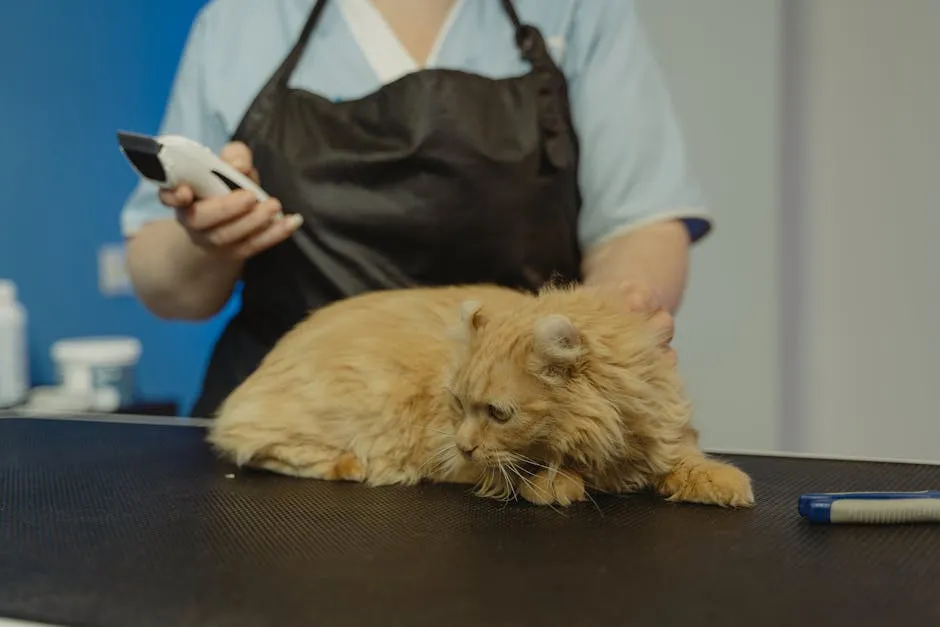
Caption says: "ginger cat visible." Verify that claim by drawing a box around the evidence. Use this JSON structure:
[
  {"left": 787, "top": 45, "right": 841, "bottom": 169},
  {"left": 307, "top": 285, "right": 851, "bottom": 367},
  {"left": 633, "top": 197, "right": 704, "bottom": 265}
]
[{"left": 207, "top": 284, "right": 754, "bottom": 508}]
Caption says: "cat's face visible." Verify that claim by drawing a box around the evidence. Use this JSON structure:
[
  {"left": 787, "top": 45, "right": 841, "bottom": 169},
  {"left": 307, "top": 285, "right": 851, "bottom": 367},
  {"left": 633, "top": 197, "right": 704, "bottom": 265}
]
[
  {"left": 446, "top": 300, "right": 627, "bottom": 470},
  {"left": 446, "top": 356, "right": 555, "bottom": 466}
]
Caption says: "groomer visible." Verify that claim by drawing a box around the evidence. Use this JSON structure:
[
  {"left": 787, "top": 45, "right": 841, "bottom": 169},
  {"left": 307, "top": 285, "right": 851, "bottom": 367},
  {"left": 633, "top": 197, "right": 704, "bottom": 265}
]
[{"left": 121, "top": 0, "right": 712, "bottom": 417}]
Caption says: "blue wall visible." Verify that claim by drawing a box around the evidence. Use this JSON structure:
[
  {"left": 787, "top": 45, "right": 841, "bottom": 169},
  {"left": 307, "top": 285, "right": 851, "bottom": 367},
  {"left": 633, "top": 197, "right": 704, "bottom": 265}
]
[{"left": 0, "top": 0, "right": 231, "bottom": 413}]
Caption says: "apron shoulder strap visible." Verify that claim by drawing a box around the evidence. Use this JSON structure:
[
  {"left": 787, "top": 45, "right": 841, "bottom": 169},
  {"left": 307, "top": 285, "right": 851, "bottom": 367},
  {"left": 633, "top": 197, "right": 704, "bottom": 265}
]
[
  {"left": 499, "top": 0, "right": 523, "bottom": 31},
  {"left": 499, "top": 0, "right": 551, "bottom": 68},
  {"left": 273, "top": 0, "right": 330, "bottom": 88},
  {"left": 232, "top": 0, "right": 329, "bottom": 140},
  {"left": 498, "top": 0, "right": 574, "bottom": 170}
]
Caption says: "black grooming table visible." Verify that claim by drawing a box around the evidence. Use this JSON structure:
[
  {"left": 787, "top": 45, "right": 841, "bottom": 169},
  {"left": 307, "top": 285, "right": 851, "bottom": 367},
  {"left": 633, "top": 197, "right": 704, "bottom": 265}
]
[{"left": 1, "top": 416, "right": 939, "bottom": 627}]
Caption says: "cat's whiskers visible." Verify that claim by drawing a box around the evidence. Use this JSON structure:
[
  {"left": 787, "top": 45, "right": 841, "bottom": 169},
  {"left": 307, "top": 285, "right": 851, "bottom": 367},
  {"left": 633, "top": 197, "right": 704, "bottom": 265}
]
[
  {"left": 423, "top": 426, "right": 452, "bottom": 437},
  {"left": 495, "top": 458, "right": 518, "bottom": 503},
  {"left": 473, "top": 470, "right": 492, "bottom": 498},
  {"left": 504, "top": 460, "right": 565, "bottom": 516},
  {"left": 474, "top": 465, "right": 511, "bottom": 501},
  {"left": 507, "top": 452, "right": 604, "bottom": 515},
  {"left": 509, "top": 452, "right": 587, "bottom": 486},
  {"left": 492, "top": 460, "right": 507, "bottom": 500},
  {"left": 418, "top": 445, "right": 449, "bottom": 469},
  {"left": 419, "top": 444, "right": 458, "bottom": 478}
]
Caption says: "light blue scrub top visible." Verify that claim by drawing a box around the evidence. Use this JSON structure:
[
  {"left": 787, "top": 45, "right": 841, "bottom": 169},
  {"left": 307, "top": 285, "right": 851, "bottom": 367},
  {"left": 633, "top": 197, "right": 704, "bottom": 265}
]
[{"left": 121, "top": 0, "right": 711, "bottom": 253}]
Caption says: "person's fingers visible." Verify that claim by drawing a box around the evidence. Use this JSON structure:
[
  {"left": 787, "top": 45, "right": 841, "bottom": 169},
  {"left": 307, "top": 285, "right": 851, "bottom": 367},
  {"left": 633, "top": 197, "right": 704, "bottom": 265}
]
[
  {"left": 662, "top": 346, "right": 679, "bottom": 368},
  {"left": 582, "top": 281, "right": 655, "bottom": 314},
  {"left": 220, "top": 142, "right": 254, "bottom": 175},
  {"left": 159, "top": 185, "right": 194, "bottom": 209},
  {"left": 582, "top": 280, "right": 678, "bottom": 364},
  {"left": 204, "top": 199, "right": 283, "bottom": 248},
  {"left": 179, "top": 190, "right": 258, "bottom": 231},
  {"left": 647, "top": 308, "right": 678, "bottom": 366},
  {"left": 231, "top": 214, "right": 304, "bottom": 260},
  {"left": 649, "top": 309, "right": 675, "bottom": 346},
  {"left": 619, "top": 282, "right": 658, "bottom": 312}
]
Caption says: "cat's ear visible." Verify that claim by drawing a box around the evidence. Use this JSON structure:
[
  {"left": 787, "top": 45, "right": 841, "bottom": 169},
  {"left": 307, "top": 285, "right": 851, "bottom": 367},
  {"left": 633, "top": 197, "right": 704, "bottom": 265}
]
[
  {"left": 531, "top": 314, "right": 583, "bottom": 381},
  {"left": 447, "top": 300, "right": 486, "bottom": 347},
  {"left": 460, "top": 300, "right": 487, "bottom": 333}
]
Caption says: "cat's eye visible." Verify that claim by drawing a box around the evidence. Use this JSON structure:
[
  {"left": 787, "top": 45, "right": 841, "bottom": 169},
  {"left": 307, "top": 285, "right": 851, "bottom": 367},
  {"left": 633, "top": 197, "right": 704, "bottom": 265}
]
[{"left": 485, "top": 403, "right": 511, "bottom": 424}]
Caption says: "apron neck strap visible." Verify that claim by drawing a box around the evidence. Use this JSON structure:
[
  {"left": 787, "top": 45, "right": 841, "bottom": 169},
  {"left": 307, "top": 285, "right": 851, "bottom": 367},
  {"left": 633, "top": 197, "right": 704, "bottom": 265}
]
[
  {"left": 498, "top": 0, "right": 551, "bottom": 67},
  {"left": 499, "top": 0, "right": 523, "bottom": 31},
  {"left": 275, "top": 0, "right": 330, "bottom": 87}
]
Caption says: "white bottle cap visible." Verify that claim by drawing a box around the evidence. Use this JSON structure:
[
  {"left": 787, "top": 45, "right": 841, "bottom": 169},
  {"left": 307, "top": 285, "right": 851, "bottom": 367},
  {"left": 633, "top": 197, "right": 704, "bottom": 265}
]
[
  {"left": 0, "top": 279, "right": 16, "bottom": 305},
  {"left": 52, "top": 337, "right": 142, "bottom": 367}
]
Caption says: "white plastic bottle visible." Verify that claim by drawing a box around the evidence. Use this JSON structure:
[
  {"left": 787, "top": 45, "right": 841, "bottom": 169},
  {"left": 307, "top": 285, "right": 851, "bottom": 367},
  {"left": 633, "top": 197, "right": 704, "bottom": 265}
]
[{"left": 0, "top": 279, "right": 29, "bottom": 408}]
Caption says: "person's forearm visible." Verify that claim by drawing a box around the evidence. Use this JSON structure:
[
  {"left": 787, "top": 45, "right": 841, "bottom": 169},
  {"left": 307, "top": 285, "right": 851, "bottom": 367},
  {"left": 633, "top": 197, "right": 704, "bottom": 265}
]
[
  {"left": 581, "top": 220, "right": 691, "bottom": 314},
  {"left": 125, "top": 219, "right": 242, "bottom": 320}
]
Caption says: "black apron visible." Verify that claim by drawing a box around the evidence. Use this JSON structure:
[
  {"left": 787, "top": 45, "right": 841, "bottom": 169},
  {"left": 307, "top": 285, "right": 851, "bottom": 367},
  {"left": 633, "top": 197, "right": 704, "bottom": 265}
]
[{"left": 191, "top": 0, "right": 583, "bottom": 417}]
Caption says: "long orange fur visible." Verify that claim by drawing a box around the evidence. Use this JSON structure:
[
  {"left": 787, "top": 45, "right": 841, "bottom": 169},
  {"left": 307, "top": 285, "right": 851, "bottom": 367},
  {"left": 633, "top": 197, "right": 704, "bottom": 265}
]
[{"left": 207, "top": 284, "right": 754, "bottom": 508}]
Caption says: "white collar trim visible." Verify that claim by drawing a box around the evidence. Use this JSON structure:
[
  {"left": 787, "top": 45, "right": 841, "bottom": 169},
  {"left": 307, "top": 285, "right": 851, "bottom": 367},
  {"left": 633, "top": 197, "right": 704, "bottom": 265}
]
[{"left": 338, "top": 0, "right": 466, "bottom": 84}]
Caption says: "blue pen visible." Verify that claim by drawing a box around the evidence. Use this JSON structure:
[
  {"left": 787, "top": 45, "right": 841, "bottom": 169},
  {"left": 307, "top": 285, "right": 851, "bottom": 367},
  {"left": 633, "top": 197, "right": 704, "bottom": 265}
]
[{"left": 798, "top": 490, "right": 940, "bottom": 524}]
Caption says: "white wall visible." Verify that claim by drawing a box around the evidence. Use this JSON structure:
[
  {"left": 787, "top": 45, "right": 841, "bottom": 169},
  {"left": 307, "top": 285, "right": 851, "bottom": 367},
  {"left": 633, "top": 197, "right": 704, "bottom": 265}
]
[
  {"left": 790, "top": 0, "right": 940, "bottom": 460},
  {"left": 637, "top": 1, "right": 783, "bottom": 451},
  {"left": 639, "top": 0, "right": 940, "bottom": 461}
]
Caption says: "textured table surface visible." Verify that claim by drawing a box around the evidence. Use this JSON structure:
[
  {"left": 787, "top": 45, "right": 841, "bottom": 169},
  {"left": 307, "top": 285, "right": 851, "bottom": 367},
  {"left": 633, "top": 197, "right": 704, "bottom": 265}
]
[{"left": 1, "top": 416, "right": 938, "bottom": 627}]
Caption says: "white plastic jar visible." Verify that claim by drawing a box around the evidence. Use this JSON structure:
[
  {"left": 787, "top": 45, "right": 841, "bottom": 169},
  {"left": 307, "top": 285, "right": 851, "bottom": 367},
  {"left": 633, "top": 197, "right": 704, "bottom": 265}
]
[
  {"left": 0, "top": 279, "right": 29, "bottom": 408},
  {"left": 51, "top": 336, "right": 142, "bottom": 408}
]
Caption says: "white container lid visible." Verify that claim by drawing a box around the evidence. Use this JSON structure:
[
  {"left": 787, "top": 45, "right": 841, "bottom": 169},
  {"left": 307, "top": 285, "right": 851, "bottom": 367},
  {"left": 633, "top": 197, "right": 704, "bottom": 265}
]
[
  {"left": 0, "top": 279, "right": 16, "bottom": 305},
  {"left": 51, "top": 336, "right": 142, "bottom": 367}
]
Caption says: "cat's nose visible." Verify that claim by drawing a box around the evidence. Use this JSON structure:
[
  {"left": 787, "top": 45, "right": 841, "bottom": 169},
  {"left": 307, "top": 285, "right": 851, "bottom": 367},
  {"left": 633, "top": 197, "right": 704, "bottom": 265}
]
[{"left": 457, "top": 445, "right": 477, "bottom": 460}]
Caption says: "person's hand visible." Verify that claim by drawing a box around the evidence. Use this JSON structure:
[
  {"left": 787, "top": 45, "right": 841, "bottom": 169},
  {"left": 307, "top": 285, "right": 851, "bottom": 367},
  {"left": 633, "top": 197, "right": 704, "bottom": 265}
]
[
  {"left": 158, "top": 141, "right": 303, "bottom": 261},
  {"left": 585, "top": 281, "right": 677, "bottom": 366}
]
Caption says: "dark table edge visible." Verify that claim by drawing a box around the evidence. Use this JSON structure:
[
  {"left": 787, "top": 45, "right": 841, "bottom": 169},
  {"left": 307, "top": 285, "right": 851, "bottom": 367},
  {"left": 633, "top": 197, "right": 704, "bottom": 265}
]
[
  {"left": 0, "top": 616, "right": 68, "bottom": 626},
  {"left": 0, "top": 412, "right": 211, "bottom": 428},
  {"left": 1, "top": 412, "right": 937, "bottom": 467}
]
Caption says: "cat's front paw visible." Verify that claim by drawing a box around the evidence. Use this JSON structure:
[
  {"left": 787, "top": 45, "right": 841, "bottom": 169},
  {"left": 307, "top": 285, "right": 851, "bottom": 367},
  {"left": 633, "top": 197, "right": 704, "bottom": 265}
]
[
  {"left": 657, "top": 457, "right": 755, "bottom": 508},
  {"left": 327, "top": 452, "right": 367, "bottom": 482},
  {"left": 519, "top": 468, "right": 586, "bottom": 507}
]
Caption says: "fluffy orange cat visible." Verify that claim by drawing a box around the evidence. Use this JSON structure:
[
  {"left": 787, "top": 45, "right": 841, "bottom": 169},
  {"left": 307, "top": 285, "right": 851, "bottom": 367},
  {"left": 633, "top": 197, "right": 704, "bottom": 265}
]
[{"left": 207, "top": 284, "right": 754, "bottom": 508}]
